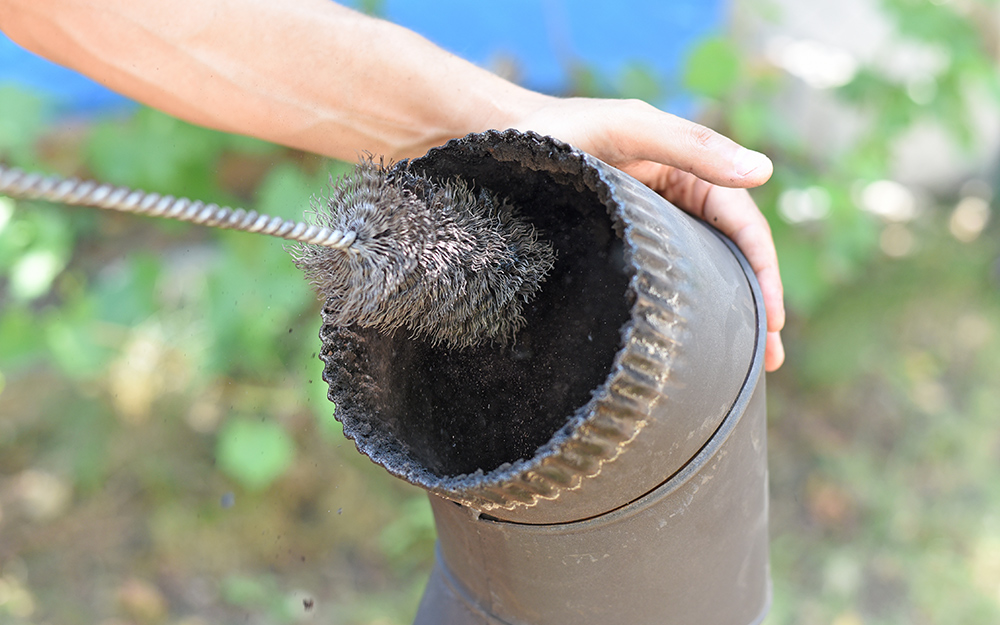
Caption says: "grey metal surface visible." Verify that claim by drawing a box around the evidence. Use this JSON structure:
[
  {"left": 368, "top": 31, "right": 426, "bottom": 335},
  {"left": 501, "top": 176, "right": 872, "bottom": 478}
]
[
  {"left": 322, "top": 130, "right": 760, "bottom": 523},
  {"left": 409, "top": 180, "right": 771, "bottom": 622},
  {"left": 318, "top": 130, "right": 770, "bottom": 624},
  {"left": 416, "top": 376, "right": 769, "bottom": 625},
  {"left": 469, "top": 164, "right": 757, "bottom": 524}
]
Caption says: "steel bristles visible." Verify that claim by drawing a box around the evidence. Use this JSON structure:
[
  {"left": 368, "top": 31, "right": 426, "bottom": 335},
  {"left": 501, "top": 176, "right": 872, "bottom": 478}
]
[{"left": 289, "top": 159, "right": 556, "bottom": 349}]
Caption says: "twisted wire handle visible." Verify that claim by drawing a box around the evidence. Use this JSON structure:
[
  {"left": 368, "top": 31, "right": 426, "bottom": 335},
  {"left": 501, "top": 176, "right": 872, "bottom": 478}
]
[{"left": 0, "top": 163, "right": 356, "bottom": 250}]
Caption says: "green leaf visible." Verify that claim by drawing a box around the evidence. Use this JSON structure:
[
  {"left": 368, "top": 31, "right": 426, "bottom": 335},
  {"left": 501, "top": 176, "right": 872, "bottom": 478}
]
[
  {"left": 314, "top": 399, "right": 341, "bottom": 439},
  {"left": 566, "top": 63, "right": 612, "bottom": 99},
  {"left": 682, "top": 37, "right": 740, "bottom": 99},
  {"left": 198, "top": 163, "right": 327, "bottom": 376},
  {"left": 0, "top": 86, "right": 51, "bottom": 166},
  {"left": 8, "top": 248, "right": 67, "bottom": 300},
  {"left": 0, "top": 306, "right": 46, "bottom": 365},
  {"left": 43, "top": 312, "right": 113, "bottom": 378},
  {"left": 220, "top": 574, "right": 295, "bottom": 622},
  {"left": 92, "top": 253, "right": 161, "bottom": 326},
  {"left": 729, "top": 100, "right": 769, "bottom": 147},
  {"left": 774, "top": 231, "right": 830, "bottom": 315},
  {"left": 216, "top": 417, "right": 295, "bottom": 490},
  {"left": 616, "top": 62, "right": 662, "bottom": 103},
  {"left": 379, "top": 496, "right": 436, "bottom": 570},
  {"left": 362, "top": 0, "right": 388, "bottom": 16},
  {"left": 254, "top": 162, "right": 323, "bottom": 220},
  {"left": 0, "top": 202, "right": 74, "bottom": 301},
  {"left": 84, "top": 107, "right": 229, "bottom": 200}
]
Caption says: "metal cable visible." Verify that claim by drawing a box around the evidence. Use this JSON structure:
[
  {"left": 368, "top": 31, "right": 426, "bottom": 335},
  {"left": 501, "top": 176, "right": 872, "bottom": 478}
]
[{"left": 0, "top": 163, "right": 357, "bottom": 250}]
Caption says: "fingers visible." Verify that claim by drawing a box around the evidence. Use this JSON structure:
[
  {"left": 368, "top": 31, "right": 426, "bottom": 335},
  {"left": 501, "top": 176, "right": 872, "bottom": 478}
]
[
  {"left": 704, "top": 187, "right": 785, "bottom": 329},
  {"left": 722, "top": 202, "right": 787, "bottom": 372},
  {"left": 511, "top": 96, "right": 786, "bottom": 370},
  {"left": 765, "top": 332, "right": 785, "bottom": 372},
  {"left": 605, "top": 100, "right": 774, "bottom": 189},
  {"left": 703, "top": 187, "right": 786, "bottom": 372},
  {"left": 652, "top": 176, "right": 786, "bottom": 370},
  {"left": 512, "top": 98, "right": 773, "bottom": 189}
]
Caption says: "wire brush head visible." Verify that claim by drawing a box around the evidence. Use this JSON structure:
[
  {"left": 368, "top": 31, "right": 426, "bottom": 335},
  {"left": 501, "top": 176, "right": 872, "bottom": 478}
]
[{"left": 289, "top": 159, "right": 556, "bottom": 349}]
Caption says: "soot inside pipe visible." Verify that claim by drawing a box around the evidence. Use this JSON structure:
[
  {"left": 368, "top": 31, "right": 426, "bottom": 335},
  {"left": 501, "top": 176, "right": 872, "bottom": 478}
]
[{"left": 321, "top": 133, "right": 632, "bottom": 479}]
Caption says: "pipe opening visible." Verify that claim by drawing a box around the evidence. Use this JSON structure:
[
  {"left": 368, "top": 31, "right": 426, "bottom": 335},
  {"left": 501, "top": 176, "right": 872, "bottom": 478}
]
[{"left": 321, "top": 133, "right": 632, "bottom": 481}]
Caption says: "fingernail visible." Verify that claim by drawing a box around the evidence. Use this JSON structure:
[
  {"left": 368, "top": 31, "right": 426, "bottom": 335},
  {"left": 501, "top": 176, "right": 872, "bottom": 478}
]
[{"left": 733, "top": 148, "right": 770, "bottom": 178}]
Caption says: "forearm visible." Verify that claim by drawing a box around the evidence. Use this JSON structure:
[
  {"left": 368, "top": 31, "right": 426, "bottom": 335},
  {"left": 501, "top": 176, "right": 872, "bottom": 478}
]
[
  {"left": 0, "top": 0, "right": 546, "bottom": 159},
  {"left": 0, "top": 0, "right": 786, "bottom": 370}
]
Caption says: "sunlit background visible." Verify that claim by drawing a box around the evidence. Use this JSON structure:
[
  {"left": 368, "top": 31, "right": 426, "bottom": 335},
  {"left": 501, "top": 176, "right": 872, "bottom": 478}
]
[{"left": 1, "top": 0, "right": 999, "bottom": 623}]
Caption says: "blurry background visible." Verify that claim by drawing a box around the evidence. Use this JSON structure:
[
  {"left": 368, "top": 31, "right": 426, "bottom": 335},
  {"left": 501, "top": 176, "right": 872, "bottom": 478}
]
[{"left": 1, "top": 0, "right": 999, "bottom": 623}]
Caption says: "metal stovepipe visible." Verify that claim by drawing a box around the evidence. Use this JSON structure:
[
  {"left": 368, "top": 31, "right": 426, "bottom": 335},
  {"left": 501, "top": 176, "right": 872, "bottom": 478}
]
[{"left": 320, "top": 130, "right": 770, "bottom": 625}]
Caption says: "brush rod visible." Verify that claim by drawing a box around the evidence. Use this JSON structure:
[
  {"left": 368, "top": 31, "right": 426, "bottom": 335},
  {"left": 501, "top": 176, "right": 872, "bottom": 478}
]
[{"left": 0, "top": 163, "right": 356, "bottom": 250}]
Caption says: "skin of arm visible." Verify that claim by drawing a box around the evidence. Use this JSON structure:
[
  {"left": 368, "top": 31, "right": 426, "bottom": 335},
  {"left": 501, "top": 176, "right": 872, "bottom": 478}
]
[{"left": 0, "top": 0, "right": 785, "bottom": 370}]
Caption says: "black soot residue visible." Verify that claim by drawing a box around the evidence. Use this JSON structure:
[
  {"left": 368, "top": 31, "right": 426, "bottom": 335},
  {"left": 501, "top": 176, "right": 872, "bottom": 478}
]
[{"left": 321, "top": 135, "right": 632, "bottom": 479}]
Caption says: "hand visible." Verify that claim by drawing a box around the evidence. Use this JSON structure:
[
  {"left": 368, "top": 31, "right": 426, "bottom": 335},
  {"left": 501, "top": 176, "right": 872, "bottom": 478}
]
[{"left": 512, "top": 97, "right": 785, "bottom": 371}]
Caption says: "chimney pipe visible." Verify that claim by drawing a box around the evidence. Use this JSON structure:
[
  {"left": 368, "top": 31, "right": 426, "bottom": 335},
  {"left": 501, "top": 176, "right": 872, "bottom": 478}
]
[{"left": 321, "top": 130, "right": 770, "bottom": 625}]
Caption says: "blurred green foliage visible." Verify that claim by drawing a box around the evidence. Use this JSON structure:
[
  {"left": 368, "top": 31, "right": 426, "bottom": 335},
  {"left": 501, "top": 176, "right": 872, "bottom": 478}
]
[
  {"left": 662, "top": 0, "right": 998, "bottom": 321},
  {"left": 0, "top": 87, "right": 50, "bottom": 167},
  {"left": 0, "top": 100, "right": 431, "bottom": 623},
  {"left": 683, "top": 36, "right": 741, "bottom": 99},
  {"left": 1, "top": 1, "right": 999, "bottom": 624},
  {"left": 216, "top": 417, "right": 295, "bottom": 490},
  {"left": 676, "top": 2, "right": 1000, "bottom": 624}
]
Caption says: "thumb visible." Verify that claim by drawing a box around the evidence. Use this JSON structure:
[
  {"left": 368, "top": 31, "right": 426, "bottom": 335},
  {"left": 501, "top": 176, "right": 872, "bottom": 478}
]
[{"left": 608, "top": 101, "right": 773, "bottom": 188}]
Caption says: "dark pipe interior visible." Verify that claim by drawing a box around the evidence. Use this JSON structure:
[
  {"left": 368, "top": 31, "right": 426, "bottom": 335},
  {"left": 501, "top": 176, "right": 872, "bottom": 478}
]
[{"left": 322, "top": 140, "right": 632, "bottom": 478}]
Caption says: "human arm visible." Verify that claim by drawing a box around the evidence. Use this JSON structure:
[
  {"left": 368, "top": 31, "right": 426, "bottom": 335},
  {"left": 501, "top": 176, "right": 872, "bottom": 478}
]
[
  {"left": 0, "top": 0, "right": 528, "bottom": 159},
  {"left": 0, "top": 0, "right": 784, "bottom": 369}
]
